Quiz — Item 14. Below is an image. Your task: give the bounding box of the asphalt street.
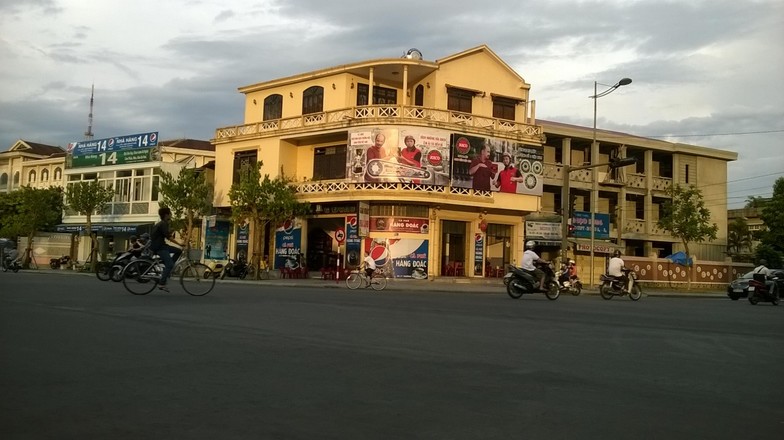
[1,271,783,439]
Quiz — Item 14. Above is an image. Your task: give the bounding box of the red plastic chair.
[454,262,464,277]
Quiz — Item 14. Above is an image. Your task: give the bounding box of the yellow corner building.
[212,45,736,281]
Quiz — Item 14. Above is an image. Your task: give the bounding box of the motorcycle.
[2,251,21,273]
[557,265,582,296]
[204,260,225,279]
[747,273,780,306]
[221,258,249,279]
[107,250,142,282]
[505,260,560,300]
[599,268,642,301]
[49,255,71,269]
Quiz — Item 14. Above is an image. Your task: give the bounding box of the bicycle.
[345,267,387,291]
[122,252,215,296]
[243,253,270,280]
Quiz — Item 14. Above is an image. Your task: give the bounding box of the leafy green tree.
[159,167,213,257]
[754,243,782,269]
[658,184,719,289]
[745,195,768,209]
[0,191,23,237]
[2,187,64,268]
[65,180,114,271]
[759,177,784,255]
[228,161,309,279]
[726,217,753,257]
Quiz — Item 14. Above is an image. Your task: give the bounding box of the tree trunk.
[86,215,97,273]
[683,241,692,290]
[184,213,193,261]
[23,232,34,269]
[253,217,261,280]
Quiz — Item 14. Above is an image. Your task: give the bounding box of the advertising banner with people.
[274,218,302,269]
[450,134,543,196]
[347,127,451,185]
[204,220,231,260]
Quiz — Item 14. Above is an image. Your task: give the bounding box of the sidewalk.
[31,266,728,298]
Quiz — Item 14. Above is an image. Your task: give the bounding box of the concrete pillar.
[644,150,653,234]
[368,68,374,107]
[402,65,408,106]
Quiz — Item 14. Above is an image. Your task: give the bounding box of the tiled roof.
[160,139,214,152]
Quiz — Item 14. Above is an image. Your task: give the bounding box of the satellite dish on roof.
[404,48,423,60]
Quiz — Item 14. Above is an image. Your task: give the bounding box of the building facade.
[211,45,736,280]
[1,138,215,263]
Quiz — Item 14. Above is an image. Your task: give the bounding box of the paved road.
[1,272,782,439]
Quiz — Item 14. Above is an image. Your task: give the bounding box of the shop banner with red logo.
[369,217,430,234]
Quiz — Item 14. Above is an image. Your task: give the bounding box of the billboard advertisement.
[274,218,302,269]
[204,220,230,260]
[66,131,159,168]
[369,217,429,234]
[347,127,451,185]
[364,238,428,279]
[450,134,543,195]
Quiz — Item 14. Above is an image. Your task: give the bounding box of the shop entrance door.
[441,220,467,276]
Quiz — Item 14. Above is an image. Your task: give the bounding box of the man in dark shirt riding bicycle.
[150,207,184,292]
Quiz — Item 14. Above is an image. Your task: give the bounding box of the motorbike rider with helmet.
[608,249,627,287]
[522,240,546,291]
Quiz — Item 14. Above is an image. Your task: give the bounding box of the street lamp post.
[559,78,633,286]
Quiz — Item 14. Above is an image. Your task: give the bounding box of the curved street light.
[559,78,634,286]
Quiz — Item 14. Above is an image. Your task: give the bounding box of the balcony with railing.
[294,180,494,200]
[214,105,544,142]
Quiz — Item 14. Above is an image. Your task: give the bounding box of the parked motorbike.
[599,268,642,301]
[108,250,142,282]
[2,251,21,273]
[220,258,249,279]
[205,260,225,279]
[747,273,780,306]
[49,255,71,269]
[505,260,560,300]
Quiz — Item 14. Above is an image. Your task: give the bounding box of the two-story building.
[211,45,736,280]
[2,138,215,264]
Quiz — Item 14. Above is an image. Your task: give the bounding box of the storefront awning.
[55,223,153,234]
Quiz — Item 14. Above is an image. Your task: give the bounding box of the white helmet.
[525,240,536,249]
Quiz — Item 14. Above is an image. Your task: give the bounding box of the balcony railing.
[624,219,647,234]
[652,176,672,192]
[541,163,595,184]
[627,173,646,189]
[215,105,544,141]
[294,181,493,199]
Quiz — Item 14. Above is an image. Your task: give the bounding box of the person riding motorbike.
[522,240,546,291]
[753,259,778,298]
[558,259,579,287]
[127,235,143,257]
[608,250,627,288]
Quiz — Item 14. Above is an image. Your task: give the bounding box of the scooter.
[107,250,142,282]
[2,251,21,273]
[221,258,249,279]
[599,268,642,301]
[505,260,560,300]
[557,265,583,296]
[747,273,780,305]
[204,260,225,279]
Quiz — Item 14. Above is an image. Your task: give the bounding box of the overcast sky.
[1,0,782,208]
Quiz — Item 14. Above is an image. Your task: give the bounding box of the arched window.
[302,86,324,115]
[42,169,49,181]
[13,171,20,187]
[29,170,36,183]
[415,84,424,106]
[0,173,7,188]
[263,94,283,121]
[54,167,62,181]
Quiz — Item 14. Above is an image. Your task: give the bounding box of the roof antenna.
[84,83,95,140]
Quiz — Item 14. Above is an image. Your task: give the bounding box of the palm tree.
[727,217,753,256]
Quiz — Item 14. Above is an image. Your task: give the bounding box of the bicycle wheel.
[370,274,387,291]
[345,273,362,290]
[123,260,157,295]
[180,262,215,296]
[96,262,112,281]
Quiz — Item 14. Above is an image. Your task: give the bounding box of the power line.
[643,129,784,138]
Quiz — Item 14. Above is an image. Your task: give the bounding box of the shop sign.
[345,215,362,267]
[370,217,429,234]
[576,243,615,254]
[274,218,302,269]
[358,201,370,237]
[474,233,484,276]
[572,211,610,239]
[525,221,562,240]
[67,131,159,168]
[311,203,357,215]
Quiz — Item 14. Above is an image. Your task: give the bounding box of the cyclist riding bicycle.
[150,207,184,292]
[363,254,377,278]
